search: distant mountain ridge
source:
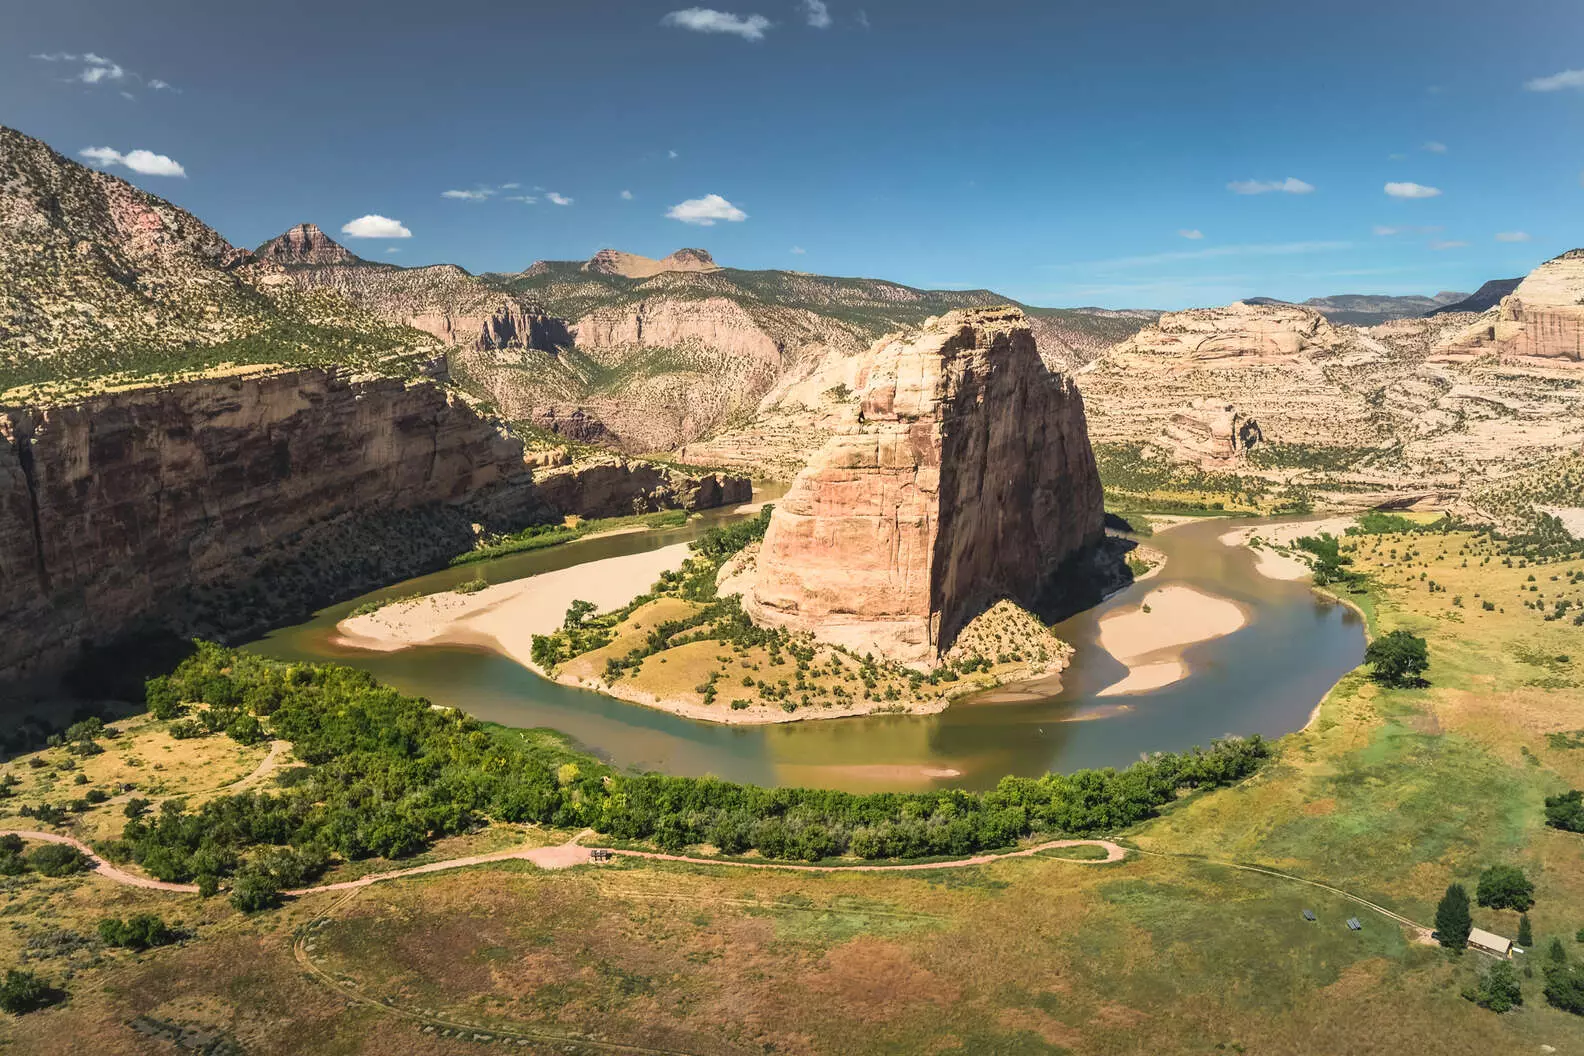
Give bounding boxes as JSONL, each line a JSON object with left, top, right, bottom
{"left": 1428, "top": 278, "right": 1523, "bottom": 316}
{"left": 1246, "top": 291, "right": 1467, "bottom": 326}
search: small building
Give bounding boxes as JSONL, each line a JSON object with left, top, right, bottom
{"left": 1469, "top": 928, "right": 1513, "bottom": 958}
{"left": 1346, "top": 917, "right": 1362, "bottom": 931}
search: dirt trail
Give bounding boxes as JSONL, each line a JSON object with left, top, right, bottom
{"left": 0, "top": 828, "right": 1125, "bottom": 898}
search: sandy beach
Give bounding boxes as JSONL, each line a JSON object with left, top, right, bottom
{"left": 1219, "top": 516, "right": 1359, "bottom": 581}
{"left": 1093, "top": 585, "right": 1248, "bottom": 695}
{"left": 334, "top": 544, "right": 694, "bottom": 664}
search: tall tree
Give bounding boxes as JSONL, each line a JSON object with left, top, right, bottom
{"left": 1435, "top": 883, "right": 1473, "bottom": 948}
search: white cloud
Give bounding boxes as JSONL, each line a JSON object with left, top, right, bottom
{"left": 441, "top": 188, "right": 493, "bottom": 200}
{"left": 1384, "top": 181, "right": 1441, "bottom": 198}
{"left": 1422, "top": 140, "right": 1447, "bottom": 153}
{"left": 855, "top": 8, "right": 869, "bottom": 27}
{"left": 1177, "top": 228, "right": 1204, "bottom": 240}
{"left": 149, "top": 79, "right": 171, "bottom": 91}
{"left": 34, "top": 52, "right": 176, "bottom": 94}
{"left": 500, "top": 182, "right": 520, "bottom": 190}
{"left": 546, "top": 192, "right": 573, "bottom": 206}
{"left": 802, "top": 0, "right": 832, "bottom": 28}
{"left": 662, "top": 8, "right": 772, "bottom": 40}
{"left": 666, "top": 193, "right": 748, "bottom": 225}
{"left": 1524, "top": 68, "right": 1584, "bottom": 92}
{"left": 1227, "top": 177, "right": 1314, "bottom": 195}
{"left": 790, "top": 245, "right": 806, "bottom": 254}
{"left": 1429, "top": 240, "right": 1468, "bottom": 250}
{"left": 1388, "top": 152, "right": 1408, "bottom": 161}
{"left": 620, "top": 189, "right": 634, "bottom": 200}
{"left": 504, "top": 195, "right": 538, "bottom": 204}
{"left": 341, "top": 215, "right": 412, "bottom": 239}
{"left": 668, "top": 149, "right": 679, "bottom": 159}
{"left": 386, "top": 247, "right": 401, "bottom": 254}
{"left": 78, "top": 146, "right": 186, "bottom": 177}
{"left": 1494, "top": 231, "right": 1532, "bottom": 242}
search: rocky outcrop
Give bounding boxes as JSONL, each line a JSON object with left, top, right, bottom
{"left": 1434, "top": 252, "right": 1584, "bottom": 367}
{"left": 583, "top": 247, "right": 720, "bottom": 278}
{"left": 1109, "top": 302, "right": 1343, "bottom": 367}
{"left": 254, "top": 223, "right": 357, "bottom": 266}
{"left": 531, "top": 456, "right": 751, "bottom": 518}
{"left": 1162, "top": 399, "right": 1261, "bottom": 466}
{"left": 571, "top": 296, "right": 784, "bottom": 365}
{"left": 0, "top": 368, "right": 749, "bottom": 695}
{"left": 738, "top": 308, "right": 1105, "bottom": 665}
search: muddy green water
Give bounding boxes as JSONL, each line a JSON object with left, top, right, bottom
{"left": 247, "top": 507, "right": 1363, "bottom": 793}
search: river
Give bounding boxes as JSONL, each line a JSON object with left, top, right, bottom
{"left": 246, "top": 505, "right": 1364, "bottom": 793}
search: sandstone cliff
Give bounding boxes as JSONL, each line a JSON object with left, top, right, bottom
{"left": 738, "top": 308, "right": 1105, "bottom": 665}
{"left": 583, "top": 247, "right": 720, "bottom": 278}
{"left": 1435, "top": 250, "right": 1584, "bottom": 367}
{"left": 0, "top": 368, "right": 748, "bottom": 696}
{"left": 255, "top": 222, "right": 357, "bottom": 266}
{"left": 1162, "top": 399, "right": 1262, "bottom": 467}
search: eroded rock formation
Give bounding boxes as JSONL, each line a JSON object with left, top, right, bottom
{"left": 1435, "top": 250, "right": 1584, "bottom": 367}
{"left": 1162, "top": 399, "right": 1261, "bottom": 466}
{"left": 738, "top": 307, "right": 1105, "bottom": 664}
{"left": 0, "top": 369, "right": 748, "bottom": 694}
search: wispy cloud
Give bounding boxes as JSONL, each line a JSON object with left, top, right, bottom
{"left": 34, "top": 52, "right": 176, "bottom": 94}
{"left": 855, "top": 8, "right": 869, "bottom": 27}
{"left": 441, "top": 188, "right": 493, "bottom": 200}
{"left": 1177, "top": 229, "right": 1204, "bottom": 240}
{"left": 501, "top": 182, "right": 521, "bottom": 190}
{"left": 1429, "top": 240, "right": 1468, "bottom": 251}
{"left": 790, "top": 245, "right": 806, "bottom": 254}
{"left": 668, "top": 149, "right": 679, "bottom": 159}
{"left": 1374, "top": 224, "right": 1450, "bottom": 237}
{"left": 1422, "top": 140, "right": 1448, "bottom": 153}
{"left": 667, "top": 193, "right": 748, "bottom": 225}
{"left": 341, "top": 215, "right": 412, "bottom": 239}
{"left": 620, "top": 190, "right": 634, "bottom": 200}
{"left": 1227, "top": 177, "right": 1314, "bottom": 195}
{"left": 79, "top": 146, "right": 185, "bottom": 177}
{"left": 801, "top": 0, "right": 832, "bottom": 28}
{"left": 1524, "top": 68, "right": 1584, "bottom": 92}
{"left": 1494, "top": 231, "right": 1532, "bottom": 243}
{"left": 1385, "top": 181, "right": 1441, "bottom": 199}
{"left": 546, "top": 192, "right": 573, "bottom": 206}
{"left": 1054, "top": 240, "right": 1349, "bottom": 273}
{"left": 504, "top": 195, "right": 538, "bottom": 204}
{"left": 661, "top": 8, "right": 772, "bottom": 40}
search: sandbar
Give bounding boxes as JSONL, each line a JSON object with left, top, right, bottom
{"left": 334, "top": 543, "right": 694, "bottom": 663}
{"left": 1093, "top": 585, "right": 1248, "bottom": 694}
{"left": 1219, "top": 516, "right": 1358, "bottom": 581}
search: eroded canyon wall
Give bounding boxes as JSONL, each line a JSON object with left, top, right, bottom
{"left": 740, "top": 307, "right": 1105, "bottom": 664}
{"left": 0, "top": 367, "right": 745, "bottom": 693}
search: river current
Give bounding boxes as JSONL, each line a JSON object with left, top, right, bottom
{"left": 247, "top": 505, "right": 1363, "bottom": 792}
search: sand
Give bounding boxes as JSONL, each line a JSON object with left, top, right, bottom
{"left": 333, "top": 543, "right": 694, "bottom": 664}
{"left": 1219, "top": 515, "right": 1360, "bottom": 581}
{"left": 1093, "top": 585, "right": 1248, "bottom": 695}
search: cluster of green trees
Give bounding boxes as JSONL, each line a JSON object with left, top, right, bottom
{"left": 1439, "top": 866, "right": 1584, "bottom": 1017}
{"left": 1364, "top": 631, "right": 1431, "bottom": 688}
{"left": 0, "top": 836, "right": 88, "bottom": 879}
{"left": 105, "top": 639, "right": 1271, "bottom": 902}
{"left": 97, "top": 913, "right": 178, "bottom": 950}
{"left": 1545, "top": 790, "right": 1584, "bottom": 833}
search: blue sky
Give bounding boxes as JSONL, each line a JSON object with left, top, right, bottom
{"left": 4, "top": 0, "right": 1581, "bottom": 308}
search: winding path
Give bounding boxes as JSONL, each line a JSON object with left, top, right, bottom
{"left": 0, "top": 828, "right": 1125, "bottom": 898}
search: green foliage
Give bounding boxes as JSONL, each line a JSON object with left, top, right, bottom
{"left": 1434, "top": 883, "right": 1472, "bottom": 948}
{"left": 452, "top": 576, "right": 489, "bottom": 595}
{"left": 1348, "top": 511, "right": 1428, "bottom": 536}
{"left": 563, "top": 599, "right": 597, "bottom": 630}
{"left": 1475, "top": 864, "right": 1535, "bottom": 912}
{"left": 453, "top": 509, "right": 689, "bottom": 566}
{"left": 1518, "top": 913, "right": 1534, "bottom": 948}
{"left": 97, "top": 914, "right": 177, "bottom": 950}
{"left": 1545, "top": 789, "right": 1584, "bottom": 833}
{"left": 1544, "top": 958, "right": 1584, "bottom": 1016}
{"left": 1464, "top": 958, "right": 1523, "bottom": 1013}
{"left": 1364, "top": 630, "right": 1430, "bottom": 688}
{"left": 228, "top": 867, "right": 283, "bottom": 913}
{"left": 123, "top": 643, "right": 1271, "bottom": 890}
{"left": 0, "top": 969, "right": 60, "bottom": 1016}
{"left": 1295, "top": 533, "right": 1355, "bottom": 586}
{"left": 27, "top": 843, "right": 87, "bottom": 877}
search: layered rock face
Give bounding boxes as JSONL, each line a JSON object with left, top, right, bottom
{"left": 1162, "top": 399, "right": 1261, "bottom": 466}
{"left": 583, "top": 247, "right": 720, "bottom": 278}
{"left": 254, "top": 222, "right": 357, "bottom": 266}
{"left": 0, "top": 368, "right": 749, "bottom": 693}
{"left": 740, "top": 308, "right": 1105, "bottom": 664}
{"left": 1435, "top": 251, "right": 1584, "bottom": 367}
{"left": 1109, "top": 302, "right": 1342, "bottom": 367}
{"left": 531, "top": 456, "right": 752, "bottom": 518}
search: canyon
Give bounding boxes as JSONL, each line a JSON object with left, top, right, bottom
{"left": 0, "top": 366, "right": 747, "bottom": 696}
{"left": 739, "top": 307, "right": 1107, "bottom": 665}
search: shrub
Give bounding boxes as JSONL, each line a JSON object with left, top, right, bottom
{"left": 1475, "top": 865, "right": 1536, "bottom": 912}
{"left": 0, "top": 969, "right": 60, "bottom": 1015}
{"left": 1519, "top": 913, "right": 1534, "bottom": 948}
{"left": 228, "top": 868, "right": 283, "bottom": 913}
{"left": 27, "top": 843, "right": 87, "bottom": 878}
{"left": 97, "top": 913, "right": 176, "bottom": 950}
{"left": 1545, "top": 961, "right": 1584, "bottom": 1016}
{"left": 1465, "top": 958, "right": 1523, "bottom": 1012}
{"left": 1545, "top": 790, "right": 1584, "bottom": 833}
